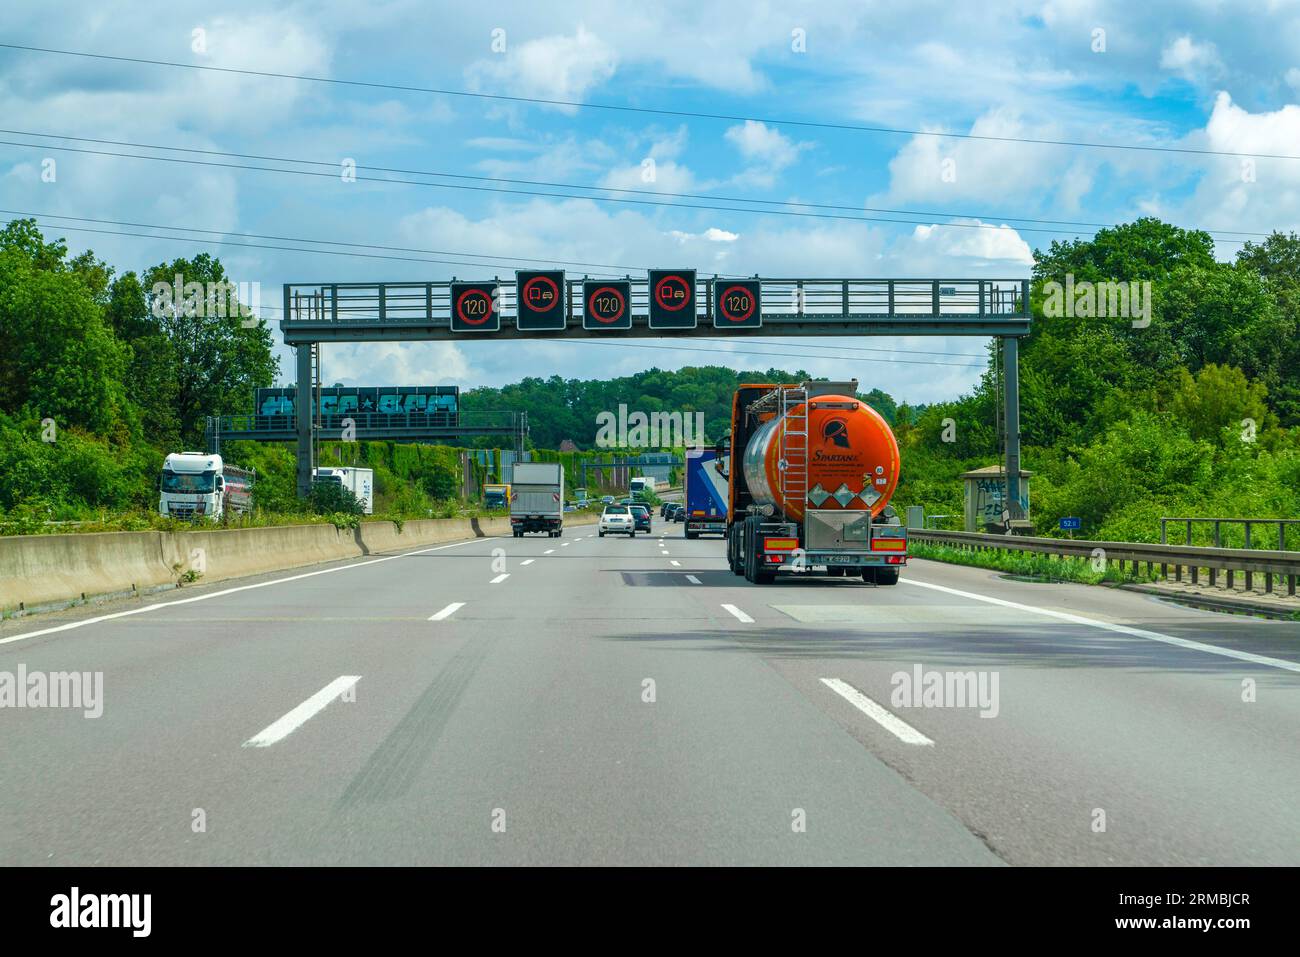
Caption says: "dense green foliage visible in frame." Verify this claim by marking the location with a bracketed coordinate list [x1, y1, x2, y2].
[463, 367, 903, 449]
[2, 215, 1297, 546]
[893, 220, 1300, 543]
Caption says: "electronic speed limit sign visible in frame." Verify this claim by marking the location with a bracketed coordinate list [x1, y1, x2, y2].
[712, 279, 762, 328]
[450, 282, 500, 332]
[515, 270, 566, 331]
[648, 269, 697, 329]
[582, 280, 631, 330]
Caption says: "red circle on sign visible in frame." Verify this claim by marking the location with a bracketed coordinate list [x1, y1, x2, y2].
[718, 284, 756, 322]
[521, 275, 559, 313]
[655, 275, 691, 311]
[456, 288, 494, 325]
[587, 286, 626, 323]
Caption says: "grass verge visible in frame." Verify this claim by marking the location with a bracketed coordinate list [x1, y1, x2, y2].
[907, 541, 1154, 586]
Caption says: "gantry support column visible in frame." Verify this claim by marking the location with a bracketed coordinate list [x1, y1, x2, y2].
[1003, 335, 1023, 521]
[295, 343, 315, 498]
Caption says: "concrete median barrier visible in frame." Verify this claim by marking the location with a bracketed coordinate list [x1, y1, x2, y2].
[0, 513, 600, 615]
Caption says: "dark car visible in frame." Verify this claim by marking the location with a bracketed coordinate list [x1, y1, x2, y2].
[660, 502, 671, 518]
[629, 503, 652, 534]
[672, 504, 686, 523]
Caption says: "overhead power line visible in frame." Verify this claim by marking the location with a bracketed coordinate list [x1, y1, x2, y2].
[2, 42, 1297, 161]
[0, 138, 1256, 244]
[1, 128, 1272, 238]
[9, 210, 992, 365]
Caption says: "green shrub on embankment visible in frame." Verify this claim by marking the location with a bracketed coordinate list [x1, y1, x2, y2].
[907, 540, 1152, 586]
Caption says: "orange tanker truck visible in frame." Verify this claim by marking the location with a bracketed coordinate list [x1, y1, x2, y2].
[722, 380, 907, 585]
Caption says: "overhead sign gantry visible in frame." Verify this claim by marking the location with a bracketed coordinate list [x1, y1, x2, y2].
[281, 272, 1032, 505]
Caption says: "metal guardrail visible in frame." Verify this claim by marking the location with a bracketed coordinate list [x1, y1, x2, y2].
[1161, 516, 1300, 551]
[910, 529, 1300, 597]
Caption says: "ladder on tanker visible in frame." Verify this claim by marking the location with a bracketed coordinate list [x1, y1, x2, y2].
[777, 385, 809, 513]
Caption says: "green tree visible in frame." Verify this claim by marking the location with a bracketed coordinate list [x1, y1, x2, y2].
[0, 220, 132, 437]
[1167, 364, 1270, 442]
[141, 254, 278, 447]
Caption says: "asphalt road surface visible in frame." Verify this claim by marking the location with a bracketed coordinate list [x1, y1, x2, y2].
[2, 524, 1298, 866]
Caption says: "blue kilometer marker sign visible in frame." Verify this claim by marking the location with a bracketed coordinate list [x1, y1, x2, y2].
[1059, 517, 1082, 530]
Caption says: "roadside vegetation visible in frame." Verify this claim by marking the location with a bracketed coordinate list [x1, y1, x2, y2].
[906, 541, 1153, 585]
[2, 216, 1297, 543]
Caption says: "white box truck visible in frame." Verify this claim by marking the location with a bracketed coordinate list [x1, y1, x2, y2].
[313, 467, 374, 514]
[510, 462, 564, 537]
[159, 452, 254, 520]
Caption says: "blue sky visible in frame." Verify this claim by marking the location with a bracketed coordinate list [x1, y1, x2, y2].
[2, 0, 1298, 406]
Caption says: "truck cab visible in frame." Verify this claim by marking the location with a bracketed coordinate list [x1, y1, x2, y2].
[159, 452, 253, 521]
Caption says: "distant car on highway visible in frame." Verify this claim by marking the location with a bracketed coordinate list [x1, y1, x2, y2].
[599, 505, 635, 537]
[601, 495, 615, 505]
[672, 504, 686, 523]
[660, 502, 671, 518]
[629, 503, 652, 534]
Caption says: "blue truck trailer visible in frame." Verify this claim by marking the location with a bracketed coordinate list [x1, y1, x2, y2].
[684, 448, 729, 539]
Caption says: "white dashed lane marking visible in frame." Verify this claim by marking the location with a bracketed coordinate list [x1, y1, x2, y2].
[243, 676, 361, 748]
[820, 678, 934, 746]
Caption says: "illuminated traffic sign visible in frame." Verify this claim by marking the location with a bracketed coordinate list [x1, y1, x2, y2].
[583, 280, 631, 330]
[713, 279, 761, 328]
[450, 282, 500, 332]
[515, 270, 566, 331]
[648, 269, 697, 329]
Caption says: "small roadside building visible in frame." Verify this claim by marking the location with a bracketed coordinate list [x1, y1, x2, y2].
[960, 465, 1033, 533]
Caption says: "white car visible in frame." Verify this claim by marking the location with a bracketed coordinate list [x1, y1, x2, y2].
[599, 505, 635, 537]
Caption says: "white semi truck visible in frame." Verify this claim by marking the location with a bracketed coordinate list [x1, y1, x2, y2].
[158, 452, 254, 520]
[313, 467, 375, 514]
[510, 462, 564, 537]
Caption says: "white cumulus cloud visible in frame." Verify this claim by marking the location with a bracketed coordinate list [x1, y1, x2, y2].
[467, 25, 617, 109]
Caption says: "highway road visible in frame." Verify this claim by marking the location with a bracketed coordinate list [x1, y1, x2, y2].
[1, 524, 1298, 866]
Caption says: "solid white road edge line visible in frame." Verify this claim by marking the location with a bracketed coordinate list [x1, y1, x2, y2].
[243, 675, 361, 748]
[820, 678, 935, 746]
[428, 602, 465, 621]
[901, 577, 1300, 675]
[0, 537, 490, 647]
[721, 603, 754, 623]
[490, 574, 510, 584]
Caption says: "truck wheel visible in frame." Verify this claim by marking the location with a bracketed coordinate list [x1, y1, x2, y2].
[685, 530, 697, 540]
[875, 567, 901, 586]
[599, 530, 605, 537]
[861, 567, 877, 584]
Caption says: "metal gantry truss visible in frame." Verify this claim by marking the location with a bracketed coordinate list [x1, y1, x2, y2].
[281, 277, 1031, 342]
[281, 275, 1031, 513]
